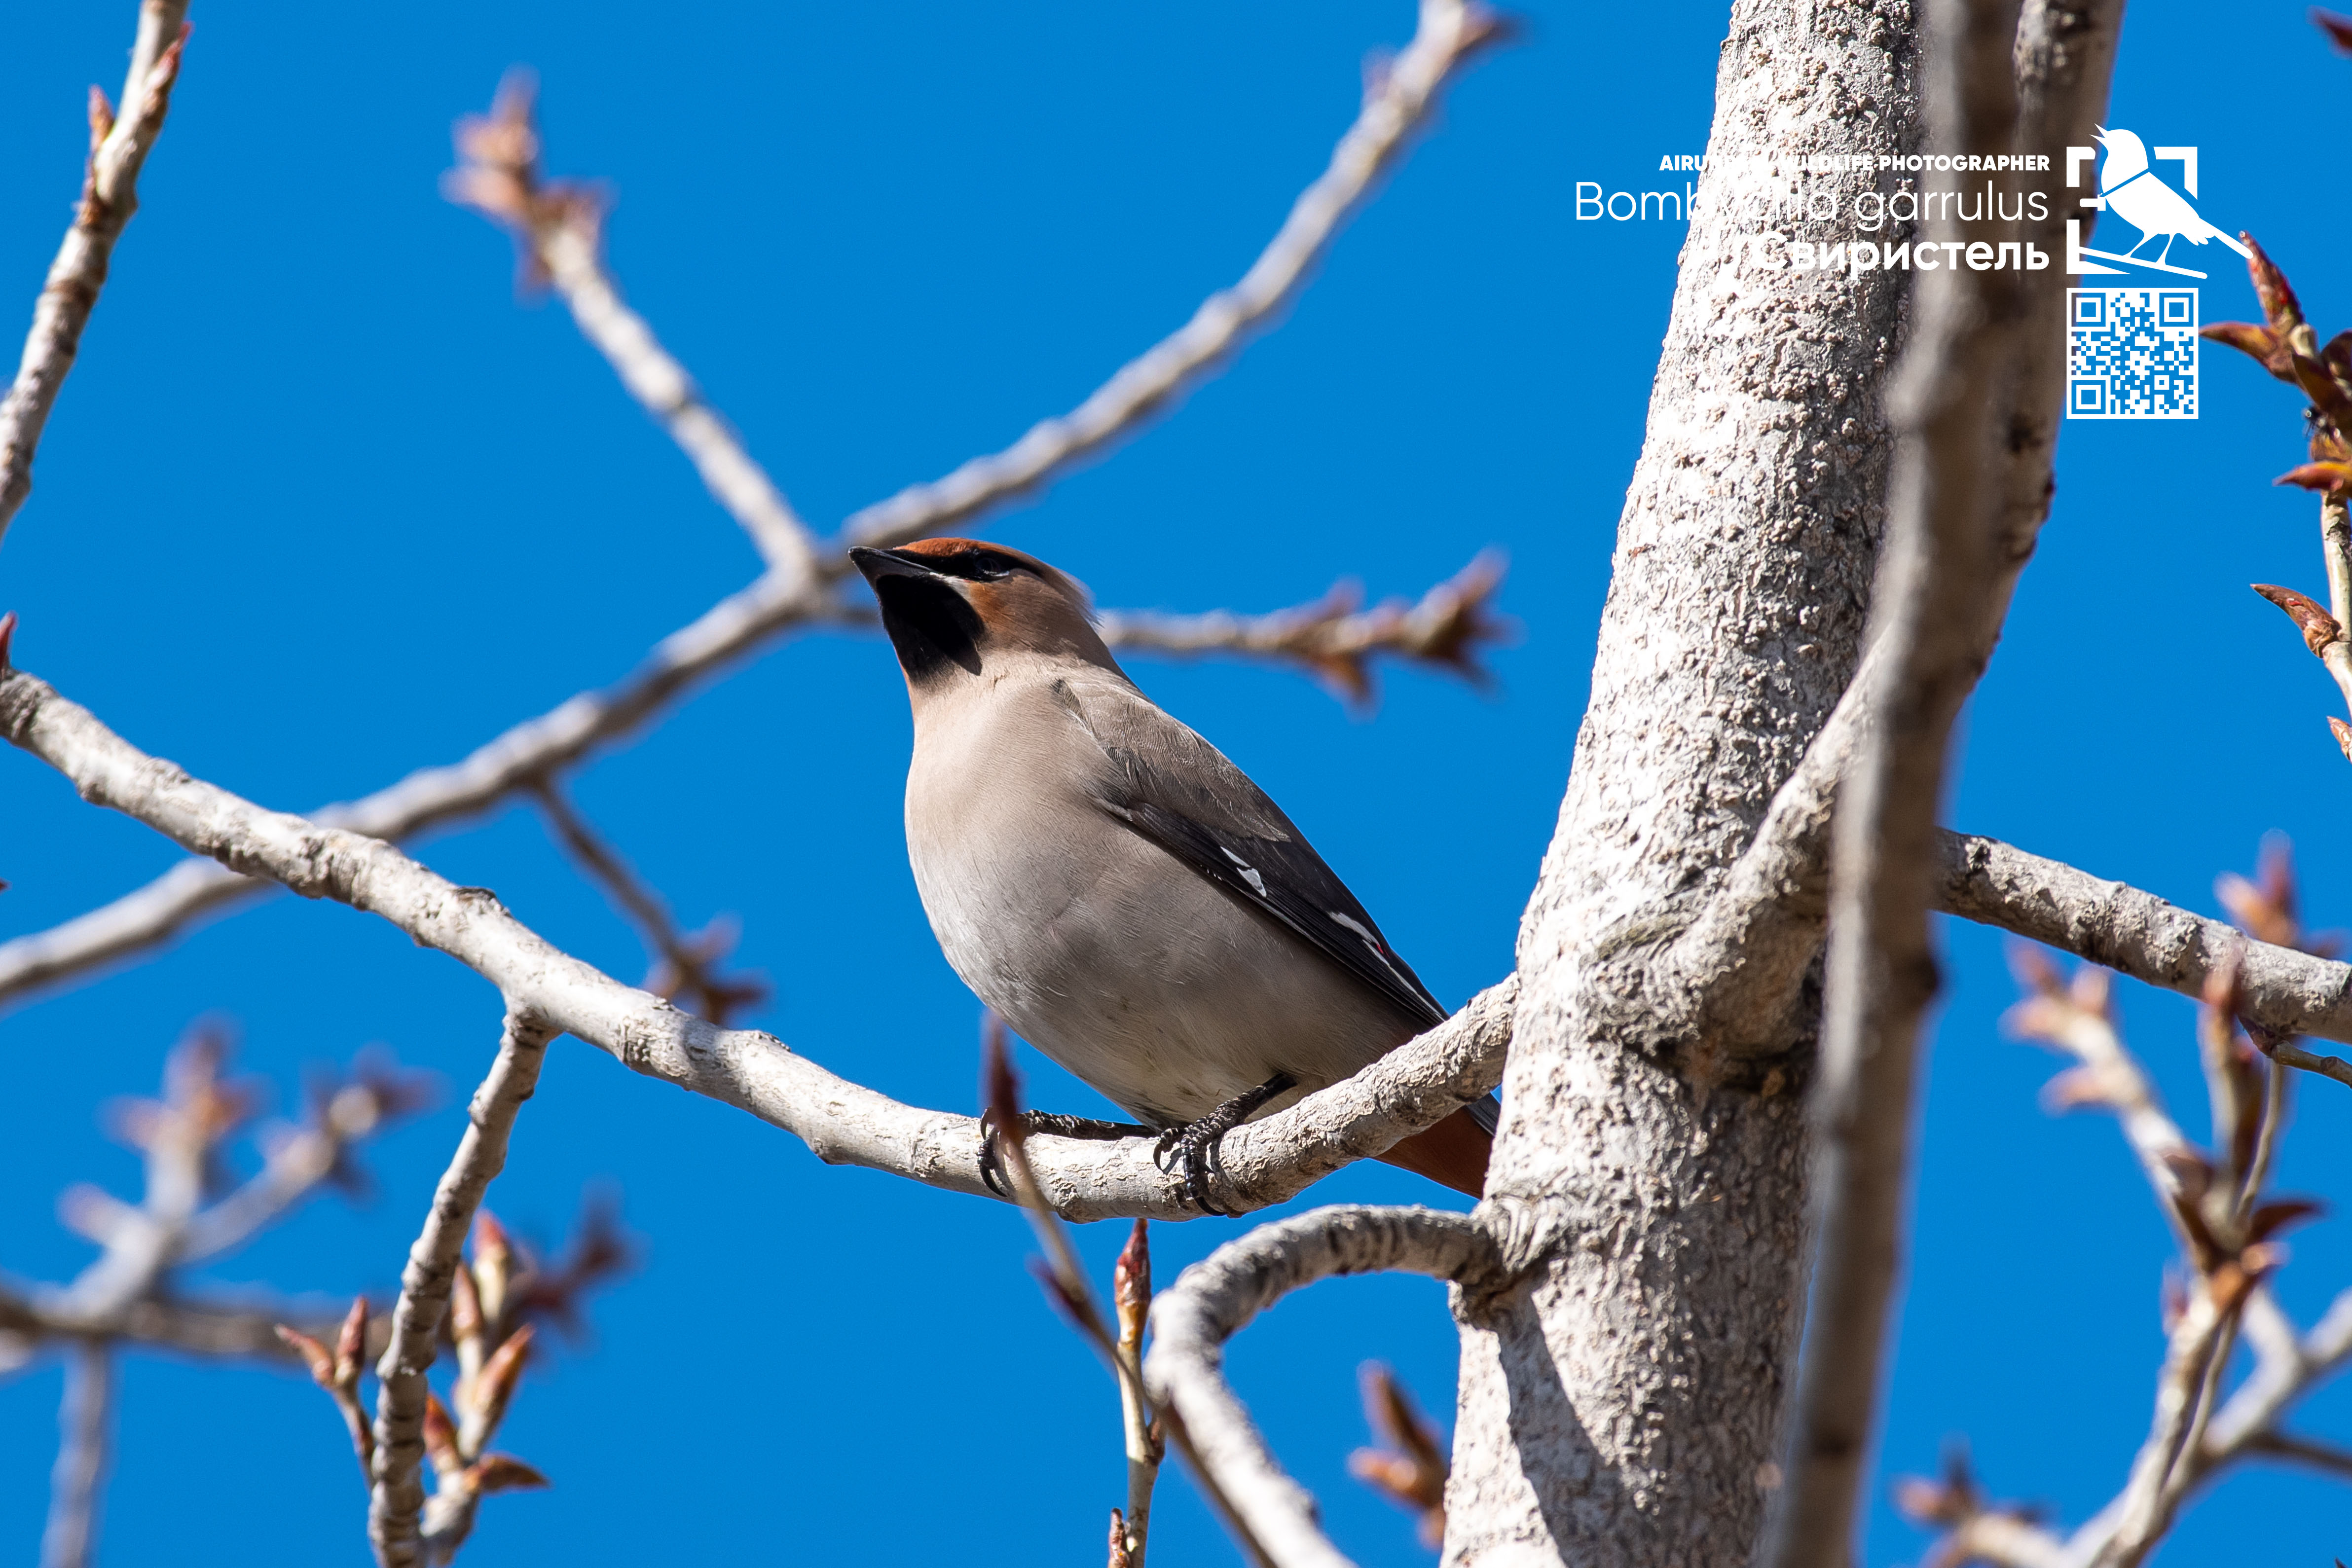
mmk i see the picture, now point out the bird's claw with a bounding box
[978,1108,1015,1199]
[1154,1120,1237,1215]
[982,1110,1157,1199]
[1150,1073,1296,1216]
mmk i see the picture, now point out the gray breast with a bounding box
[903,676,1412,1125]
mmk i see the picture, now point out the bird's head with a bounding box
[2094,127,2148,178]
[849,537,1121,696]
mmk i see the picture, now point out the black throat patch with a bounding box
[874,575,985,680]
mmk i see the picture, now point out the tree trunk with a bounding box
[1444,2,1921,1561]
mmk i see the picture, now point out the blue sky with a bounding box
[0,2,2346,1565]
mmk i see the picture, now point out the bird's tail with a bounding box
[2211,225,2252,259]
[1377,1105,1493,1199]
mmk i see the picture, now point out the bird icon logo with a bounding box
[2069,128,2247,279]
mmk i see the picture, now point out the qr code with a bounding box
[2067,288,2198,419]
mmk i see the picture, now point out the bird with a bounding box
[2094,128,2250,268]
[849,536,1498,1210]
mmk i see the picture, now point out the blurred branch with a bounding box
[444,72,818,579]
[2239,1428,2352,1480]
[1347,1363,1449,1548]
[39,1341,112,1568]
[1907,930,2352,1568]
[527,779,767,1026]
[369,1012,553,1568]
[1143,1204,1507,1568]
[1764,0,2033,1553]
[0,1286,371,1363]
[1890,1450,2066,1568]
[983,1028,1177,1568]
[0,1024,423,1378]
[2003,955,2197,1242]
[1095,552,1509,707]
[0,0,1504,1014]
[1,649,1516,1219]
[0,0,190,552]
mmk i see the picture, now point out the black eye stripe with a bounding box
[922,550,1022,582]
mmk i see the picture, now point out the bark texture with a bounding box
[1445,3,1920,1562]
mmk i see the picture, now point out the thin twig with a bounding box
[0,0,191,550]
[0,0,1503,1012]
[527,778,767,1025]
[38,1341,113,1568]
[2238,1428,2352,1480]
[444,72,817,579]
[2254,1033,2352,1090]
[369,1012,553,1568]
[1113,1221,1162,1568]
[1094,552,1510,707]
[2003,957,2198,1243]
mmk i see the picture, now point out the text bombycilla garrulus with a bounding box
[850,537,1497,1209]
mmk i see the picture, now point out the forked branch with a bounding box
[0,0,1506,1013]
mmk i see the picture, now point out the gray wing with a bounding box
[1050,676,1448,1032]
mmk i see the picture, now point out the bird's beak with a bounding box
[848,546,944,587]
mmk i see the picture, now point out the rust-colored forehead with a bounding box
[893,536,983,558]
[895,535,1053,572]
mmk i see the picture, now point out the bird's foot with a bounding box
[978,1109,1157,1198]
[1025,1112,1159,1141]
[1153,1073,1296,1216]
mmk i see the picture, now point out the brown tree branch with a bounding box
[0,0,191,551]
[0,0,1503,1014]
[0,657,1512,1222]
[1764,0,2035,1558]
[369,1013,552,1568]
[1142,1205,1505,1568]
[1093,552,1510,707]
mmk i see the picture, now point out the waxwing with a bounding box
[851,536,1496,1210]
